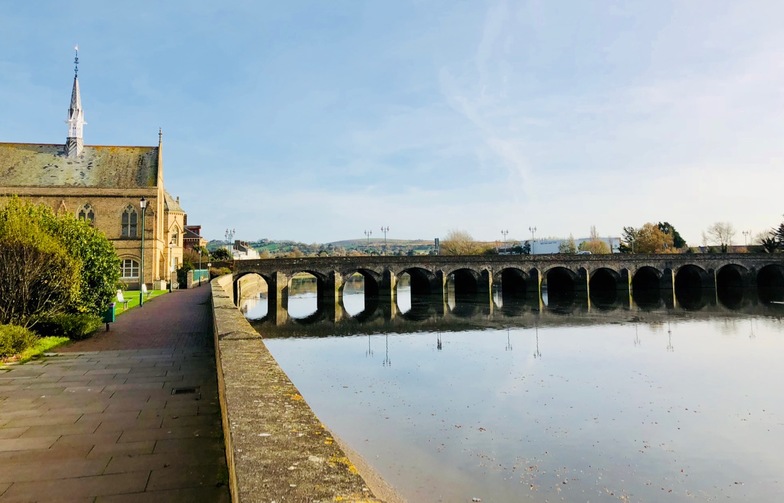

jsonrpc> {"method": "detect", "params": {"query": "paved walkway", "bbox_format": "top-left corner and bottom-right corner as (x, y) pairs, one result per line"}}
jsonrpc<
(0, 286), (230, 502)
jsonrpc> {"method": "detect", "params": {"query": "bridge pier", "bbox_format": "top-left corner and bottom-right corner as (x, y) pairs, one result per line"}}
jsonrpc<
(268, 272), (289, 326)
(318, 271), (343, 323)
(378, 270), (397, 321)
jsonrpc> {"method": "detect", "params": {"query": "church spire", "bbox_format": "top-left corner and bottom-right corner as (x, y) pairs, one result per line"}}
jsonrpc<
(65, 45), (86, 157)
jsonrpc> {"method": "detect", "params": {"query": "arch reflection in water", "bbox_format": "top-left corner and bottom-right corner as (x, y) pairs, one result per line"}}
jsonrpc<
(245, 286), (781, 340)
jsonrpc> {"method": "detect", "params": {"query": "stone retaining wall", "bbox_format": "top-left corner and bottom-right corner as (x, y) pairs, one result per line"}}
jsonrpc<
(210, 275), (389, 502)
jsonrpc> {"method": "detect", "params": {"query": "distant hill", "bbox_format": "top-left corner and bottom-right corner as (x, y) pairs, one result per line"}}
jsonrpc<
(207, 238), (437, 257)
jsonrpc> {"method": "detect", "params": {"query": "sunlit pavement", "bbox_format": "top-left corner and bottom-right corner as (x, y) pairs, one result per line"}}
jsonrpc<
(0, 286), (230, 502)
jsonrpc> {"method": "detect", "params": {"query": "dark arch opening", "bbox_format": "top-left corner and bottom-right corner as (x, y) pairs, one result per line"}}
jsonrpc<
(716, 265), (748, 309)
(500, 268), (528, 300)
(632, 267), (662, 308)
(674, 265), (710, 290)
(674, 265), (711, 310)
(589, 268), (620, 308)
(545, 267), (576, 306)
(758, 264), (784, 303)
(449, 268), (480, 297)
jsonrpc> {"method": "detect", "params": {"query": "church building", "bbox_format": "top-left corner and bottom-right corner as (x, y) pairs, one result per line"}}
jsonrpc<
(0, 49), (185, 290)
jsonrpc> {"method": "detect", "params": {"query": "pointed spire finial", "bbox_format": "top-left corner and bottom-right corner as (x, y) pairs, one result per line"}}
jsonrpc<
(158, 127), (163, 145)
(74, 45), (79, 77)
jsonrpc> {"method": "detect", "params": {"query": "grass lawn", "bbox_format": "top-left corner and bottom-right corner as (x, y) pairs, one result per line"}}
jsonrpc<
(114, 289), (168, 315)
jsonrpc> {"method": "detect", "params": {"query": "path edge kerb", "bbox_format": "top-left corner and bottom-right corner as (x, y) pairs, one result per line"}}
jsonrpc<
(210, 274), (386, 502)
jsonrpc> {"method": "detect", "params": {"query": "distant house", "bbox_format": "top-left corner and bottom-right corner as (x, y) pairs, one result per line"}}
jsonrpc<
(0, 49), (186, 289)
(184, 225), (208, 250)
(232, 240), (260, 260)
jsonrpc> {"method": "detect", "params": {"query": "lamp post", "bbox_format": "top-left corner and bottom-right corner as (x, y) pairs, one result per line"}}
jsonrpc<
(168, 241), (174, 292)
(529, 226), (537, 255)
(139, 197), (147, 306)
(742, 230), (751, 247)
(501, 229), (508, 249)
(364, 229), (372, 252)
(198, 248), (203, 285)
(225, 228), (235, 257)
(380, 226), (389, 255)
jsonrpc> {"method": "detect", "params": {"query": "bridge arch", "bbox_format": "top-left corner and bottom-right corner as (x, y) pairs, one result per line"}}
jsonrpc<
(397, 267), (437, 297)
(674, 264), (712, 290)
(589, 267), (623, 307)
(757, 264), (784, 302)
(712, 264), (749, 309)
(715, 264), (748, 289)
(494, 267), (532, 300)
(448, 268), (482, 297)
(544, 266), (578, 302)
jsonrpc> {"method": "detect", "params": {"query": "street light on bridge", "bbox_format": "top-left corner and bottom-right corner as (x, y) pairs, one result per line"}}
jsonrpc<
(364, 229), (373, 252)
(380, 226), (389, 255)
(529, 226), (537, 255)
(501, 229), (508, 248)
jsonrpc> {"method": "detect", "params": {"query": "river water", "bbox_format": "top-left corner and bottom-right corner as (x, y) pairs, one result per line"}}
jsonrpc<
(243, 282), (784, 502)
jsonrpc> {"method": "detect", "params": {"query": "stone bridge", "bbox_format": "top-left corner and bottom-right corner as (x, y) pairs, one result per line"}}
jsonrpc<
(233, 254), (784, 322)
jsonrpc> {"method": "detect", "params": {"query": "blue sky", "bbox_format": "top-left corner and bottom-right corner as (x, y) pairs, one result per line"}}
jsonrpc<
(2, 1), (783, 245)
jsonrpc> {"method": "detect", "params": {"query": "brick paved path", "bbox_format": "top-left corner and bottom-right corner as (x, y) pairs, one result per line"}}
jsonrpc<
(0, 286), (230, 502)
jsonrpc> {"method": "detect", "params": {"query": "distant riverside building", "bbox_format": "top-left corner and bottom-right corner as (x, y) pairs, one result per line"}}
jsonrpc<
(531, 237), (621, 254)
(184, 225), (208, 250)
(0, 49), (191, 289)
(232, 240), (260, 260)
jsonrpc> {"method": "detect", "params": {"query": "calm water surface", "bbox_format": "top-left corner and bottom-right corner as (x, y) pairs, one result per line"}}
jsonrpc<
(243, 287), (784, 502)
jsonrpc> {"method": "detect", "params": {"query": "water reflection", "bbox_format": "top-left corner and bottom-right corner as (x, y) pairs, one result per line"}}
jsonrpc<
(246, 286), (784, 503)
(246, 287), (784, 339)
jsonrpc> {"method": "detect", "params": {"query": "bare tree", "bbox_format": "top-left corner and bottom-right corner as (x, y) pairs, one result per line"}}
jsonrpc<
(704, 222), (736, 253)
(440, 229), (484, 255)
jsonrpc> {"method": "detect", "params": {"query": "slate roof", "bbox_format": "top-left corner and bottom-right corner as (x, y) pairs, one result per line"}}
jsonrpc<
(0, 143), (159, 188)
(164, 191), (184, 212)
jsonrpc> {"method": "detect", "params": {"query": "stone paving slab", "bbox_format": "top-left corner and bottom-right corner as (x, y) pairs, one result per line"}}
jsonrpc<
(0, 287), (229, 502)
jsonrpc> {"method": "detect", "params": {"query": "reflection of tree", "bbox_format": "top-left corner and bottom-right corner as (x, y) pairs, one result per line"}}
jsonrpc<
(437, 331), (442, 350)
(366, 334), (374, 358)
(505, 328), (512, 351)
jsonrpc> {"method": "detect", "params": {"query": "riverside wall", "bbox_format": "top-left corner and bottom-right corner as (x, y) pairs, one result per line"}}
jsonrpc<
(210, 275), (400, 502)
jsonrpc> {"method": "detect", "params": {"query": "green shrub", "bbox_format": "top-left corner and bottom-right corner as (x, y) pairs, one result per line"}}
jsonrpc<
(33, 313), (102, 340)
(0, 325), (37, 358)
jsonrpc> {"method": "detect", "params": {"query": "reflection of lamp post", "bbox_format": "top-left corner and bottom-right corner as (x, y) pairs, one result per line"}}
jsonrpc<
(533, 322), (541, 358)
(529, 226), (537, 255)
(139, 197), (147, 306)
(380, 226), (389, 255)
(383, 333), (391, 367)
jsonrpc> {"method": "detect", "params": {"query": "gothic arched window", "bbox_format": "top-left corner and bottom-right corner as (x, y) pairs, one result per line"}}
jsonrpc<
(121, 205), (138, 238)
(78, 204), (95, 225)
